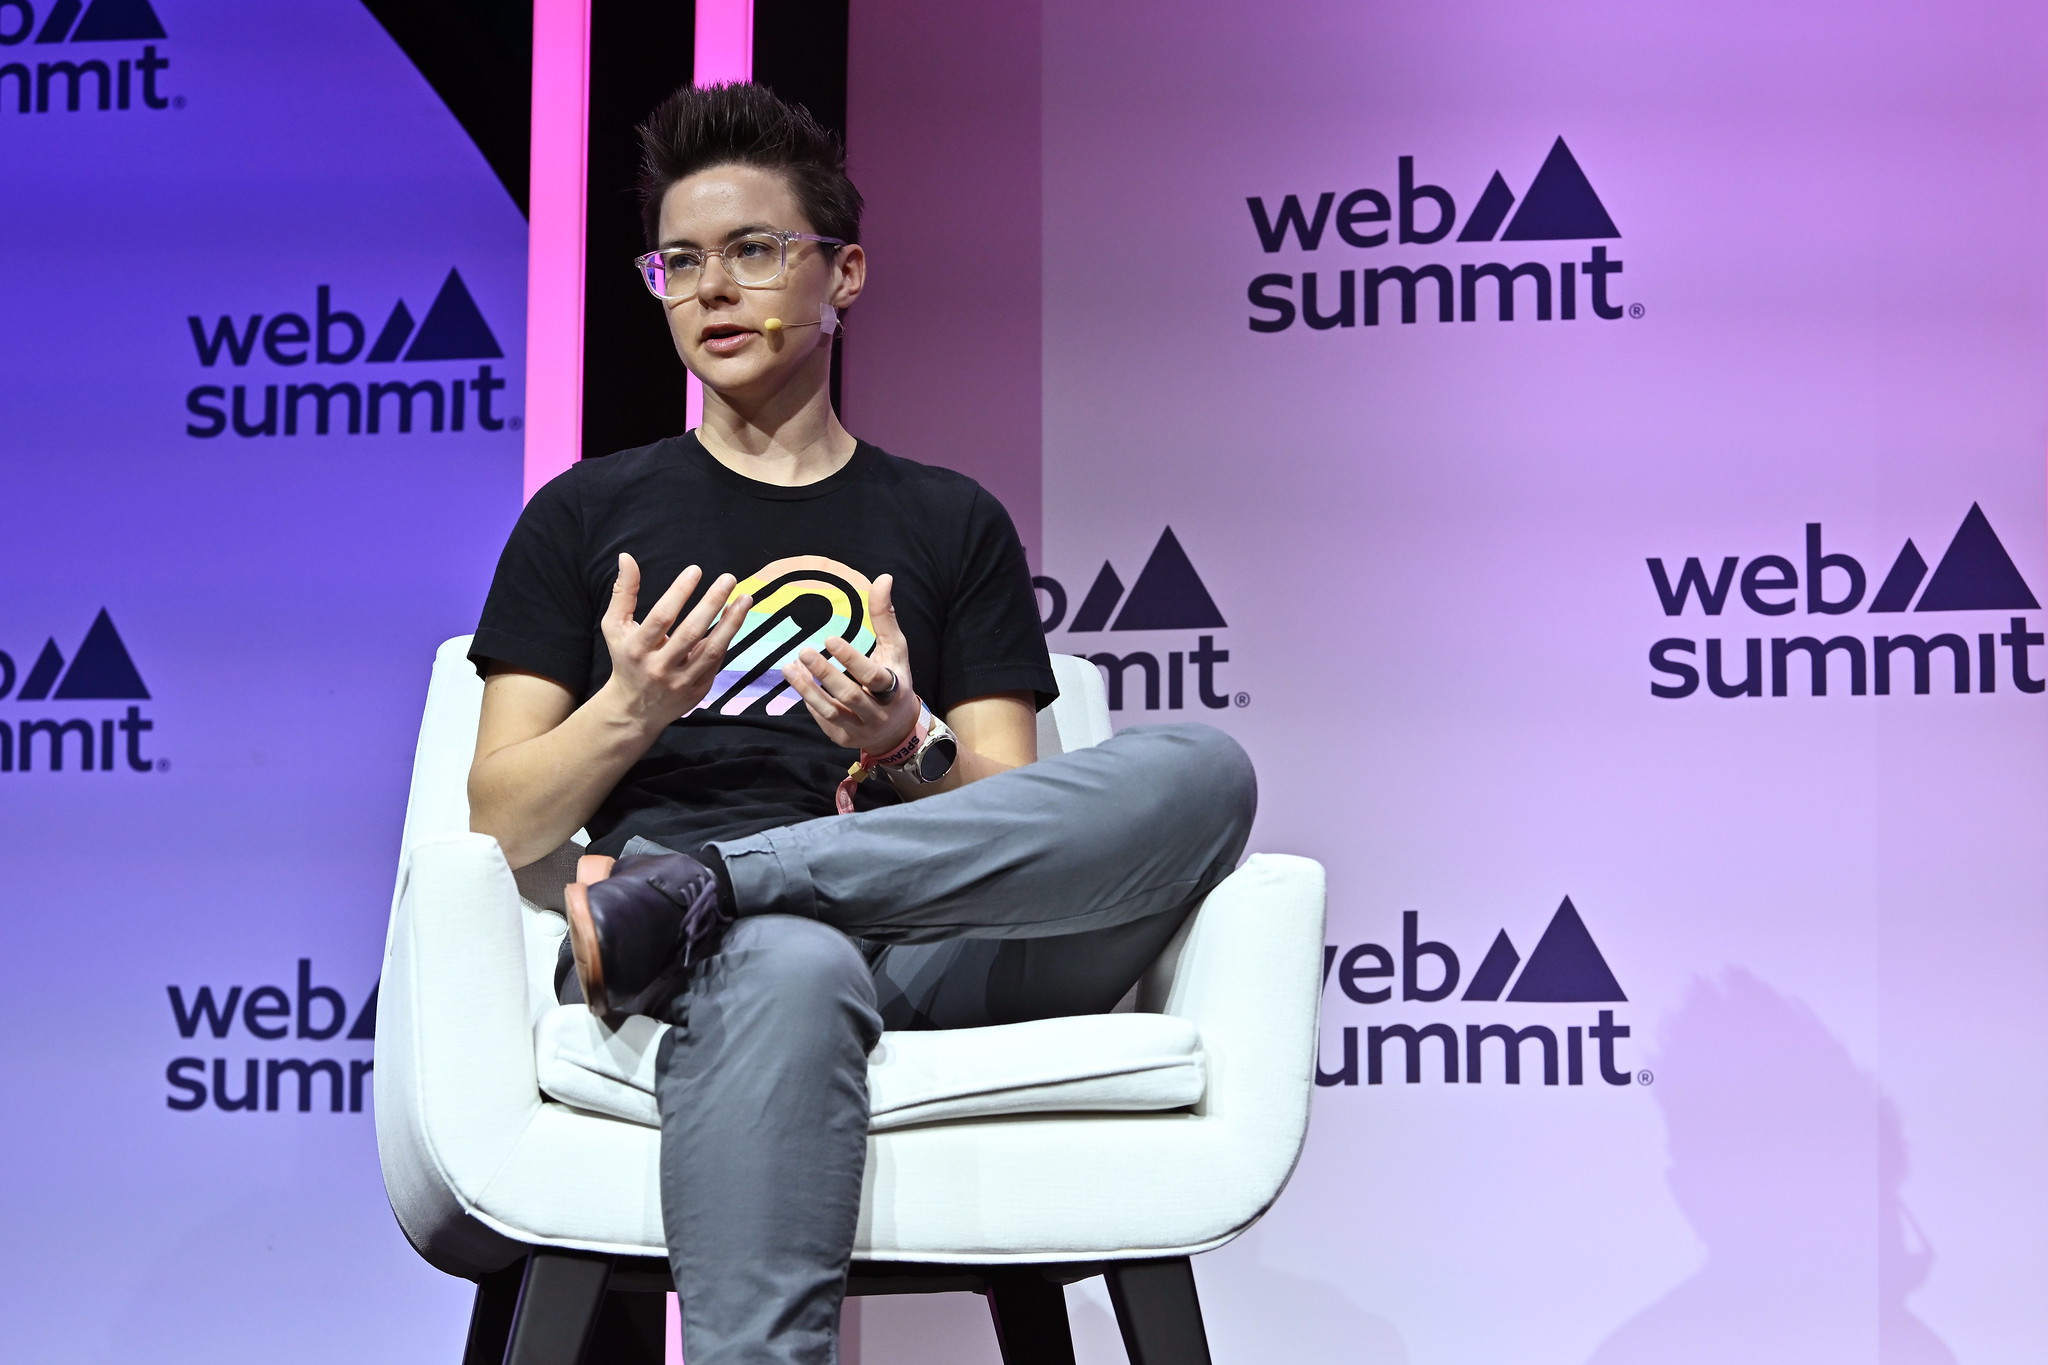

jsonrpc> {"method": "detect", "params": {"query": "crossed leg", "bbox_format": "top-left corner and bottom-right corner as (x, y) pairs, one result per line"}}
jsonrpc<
(563, 723), (1257, 1365)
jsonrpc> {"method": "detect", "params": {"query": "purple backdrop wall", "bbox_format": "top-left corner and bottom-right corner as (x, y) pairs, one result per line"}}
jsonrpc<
(852, 1), (2048, 1361)
(842, 0), (1044, 566)
(0, 2), (522, 1358)
(1039, 1), (2048, 1360)
(7, 3), (2046, 1361)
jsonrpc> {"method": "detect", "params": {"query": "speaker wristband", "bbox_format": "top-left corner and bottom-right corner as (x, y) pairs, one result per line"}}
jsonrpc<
(833, 700), (930, 814)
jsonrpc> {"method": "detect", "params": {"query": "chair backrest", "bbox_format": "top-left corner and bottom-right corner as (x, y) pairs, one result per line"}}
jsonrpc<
(399, 637), (491, 860)
(399, 638), (1113, 862)
(1037, 652), (1113, 757)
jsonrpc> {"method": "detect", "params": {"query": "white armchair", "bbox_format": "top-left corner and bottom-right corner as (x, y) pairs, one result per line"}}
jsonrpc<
(375, 639), (1325, 1365)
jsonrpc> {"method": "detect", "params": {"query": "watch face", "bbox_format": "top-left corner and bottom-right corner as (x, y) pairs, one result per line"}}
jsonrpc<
(916, 734), (959, 783)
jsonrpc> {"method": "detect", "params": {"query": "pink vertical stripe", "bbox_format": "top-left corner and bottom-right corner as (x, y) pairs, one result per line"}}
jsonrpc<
(694, 0), (754, 86)
(523, 0), (592, 501)
(684, 0), (754, 431)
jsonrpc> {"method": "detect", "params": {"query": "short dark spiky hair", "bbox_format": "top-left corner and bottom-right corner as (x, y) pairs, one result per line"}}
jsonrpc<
(637, 82), (863, 249)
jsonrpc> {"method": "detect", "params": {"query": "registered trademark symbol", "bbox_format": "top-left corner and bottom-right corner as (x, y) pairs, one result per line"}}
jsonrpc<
(156, 758), (171, 772)
(1233, 691), (1250, 708)
(173, 96), (186, 110)
(1628, 302), (1645, 319)
(509, 415), (524, 431)
(1636, 1068), (1654, 1085)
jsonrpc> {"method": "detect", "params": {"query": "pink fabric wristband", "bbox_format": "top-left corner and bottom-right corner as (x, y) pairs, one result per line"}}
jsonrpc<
(833, 698), (928, 814)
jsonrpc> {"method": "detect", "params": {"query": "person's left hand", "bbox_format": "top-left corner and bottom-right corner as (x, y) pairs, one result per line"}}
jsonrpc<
(781, 572), (921, 754)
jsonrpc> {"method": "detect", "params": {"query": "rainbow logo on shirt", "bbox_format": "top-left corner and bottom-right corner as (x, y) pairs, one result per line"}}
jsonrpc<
(690, 556), (878, 718)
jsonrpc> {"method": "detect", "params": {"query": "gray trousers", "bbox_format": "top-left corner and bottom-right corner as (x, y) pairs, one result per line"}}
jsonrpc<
(615, 723), (1255, 1365)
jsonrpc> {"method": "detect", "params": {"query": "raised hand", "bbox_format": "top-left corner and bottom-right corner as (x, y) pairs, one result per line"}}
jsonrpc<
(780, 572), (920, 754)
(599, 553), (752, 730)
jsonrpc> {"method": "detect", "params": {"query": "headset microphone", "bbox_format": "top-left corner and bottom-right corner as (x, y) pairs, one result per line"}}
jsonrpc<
(764, 303), (841, 337)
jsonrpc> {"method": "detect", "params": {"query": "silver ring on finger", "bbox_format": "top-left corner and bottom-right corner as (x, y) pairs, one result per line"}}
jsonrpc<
(866, 666), (899, 701)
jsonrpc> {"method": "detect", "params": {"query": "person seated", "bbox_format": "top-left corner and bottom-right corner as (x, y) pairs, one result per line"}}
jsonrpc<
(466, 81), (1256, 1365)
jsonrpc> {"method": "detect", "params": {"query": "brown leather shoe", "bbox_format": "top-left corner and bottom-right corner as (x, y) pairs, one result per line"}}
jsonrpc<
(563, 851), (727, 1016)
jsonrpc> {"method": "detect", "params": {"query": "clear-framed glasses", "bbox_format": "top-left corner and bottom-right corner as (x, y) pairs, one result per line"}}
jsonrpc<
(634, 230), (847, 301)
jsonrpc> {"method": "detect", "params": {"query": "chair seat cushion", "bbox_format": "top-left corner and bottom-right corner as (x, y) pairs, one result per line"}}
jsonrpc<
(533, 1006), (1207, 1131)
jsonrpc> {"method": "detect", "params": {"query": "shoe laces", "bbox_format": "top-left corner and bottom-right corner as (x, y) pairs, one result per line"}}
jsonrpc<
(674, 867), (730, 967)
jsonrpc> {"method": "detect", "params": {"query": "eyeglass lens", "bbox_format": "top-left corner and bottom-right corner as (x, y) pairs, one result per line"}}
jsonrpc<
(647, 235), (787, 299)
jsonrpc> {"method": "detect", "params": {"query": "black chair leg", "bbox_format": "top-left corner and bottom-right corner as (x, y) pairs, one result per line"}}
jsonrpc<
(1106, 1258), (1212, 1365)
(582, 1289), (668, 1365)
(986, 1270), (1078, 1365)
(462, 1264), (524, 1365)
(502, 1252), (613, 1365)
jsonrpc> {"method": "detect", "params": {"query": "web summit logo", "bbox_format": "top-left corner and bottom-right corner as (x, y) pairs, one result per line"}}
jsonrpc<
(165, 963), (377, 1114)
(0, 609), (158, 774)
(1246, 138), (1634, 333)
(1319, 899), (1640, 1089)
(1647, 505), (2045, 699)
(185, 270), (517, 440)
(1034, 528), (1240, 712)
(0, 0), (174, 114)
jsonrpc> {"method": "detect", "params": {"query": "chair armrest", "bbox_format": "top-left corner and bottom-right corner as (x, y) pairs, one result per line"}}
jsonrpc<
(1140, 853), (1326, 1123)
(375, 832), (543, 1265)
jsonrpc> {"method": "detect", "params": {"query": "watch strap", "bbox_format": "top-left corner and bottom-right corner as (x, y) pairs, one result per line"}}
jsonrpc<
(834, 700), (930, 814)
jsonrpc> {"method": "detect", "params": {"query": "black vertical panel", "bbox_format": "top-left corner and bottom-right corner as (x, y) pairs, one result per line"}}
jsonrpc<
(358, 0), (533, 214)
(582, 0), (696, 459)
(751, 0), (850, 414)
(751, 0), (848, 142)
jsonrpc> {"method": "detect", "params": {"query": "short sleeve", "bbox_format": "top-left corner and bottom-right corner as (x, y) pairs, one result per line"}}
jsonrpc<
(935, 487), (1059, 713)
(469, 470), (596, 691)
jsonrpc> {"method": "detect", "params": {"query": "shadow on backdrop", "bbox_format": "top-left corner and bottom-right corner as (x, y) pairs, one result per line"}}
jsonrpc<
(1587, 970), (1954, 1365)
(1065, 1231), (1408, 1365)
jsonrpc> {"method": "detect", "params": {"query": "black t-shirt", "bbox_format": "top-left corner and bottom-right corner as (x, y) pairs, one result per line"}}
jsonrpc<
(470, 434), (1057, 856)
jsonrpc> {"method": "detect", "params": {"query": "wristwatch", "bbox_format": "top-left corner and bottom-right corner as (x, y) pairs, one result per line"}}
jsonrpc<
(881, 702), (958, 785)
(834, 697), (959, 813)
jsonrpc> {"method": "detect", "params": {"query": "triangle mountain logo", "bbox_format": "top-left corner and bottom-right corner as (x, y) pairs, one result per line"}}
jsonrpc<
(1502, 139), (1620, 241)
(37, 0), (166, 43)
(348, 981), (380, 1040)
(1069, 563), (1126, 633)
(12, 610), (148, 702)
(1461, 930), (1522, 1001)
(17, 640), (67, 701)
(1868, 539), (1930, 613)
(1866, 504), (2039, 613)
(1457, 172), (1519, 243)
(1507, 898), (1627, 1001)
(54, 609), (150, 699)
(404, 270), (504, 362)
(366, 300), (418, 364)
(1062, 528), (1227, 633)
(1912, 503), (2039, 612)
(363, 271), (503, 364)
(1111, 528), (1226, 631)
(69, 0), (166, 41)
(1451, 138), (1621, 244)
(1456, 899), (1627, 1002)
